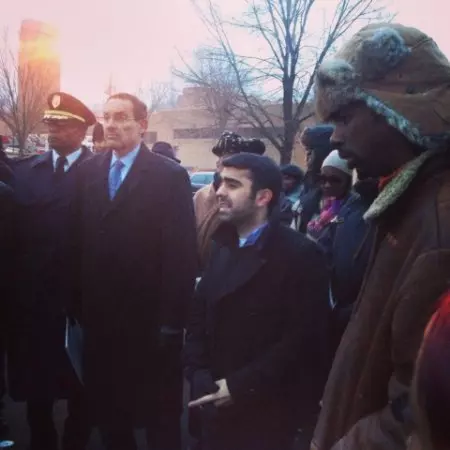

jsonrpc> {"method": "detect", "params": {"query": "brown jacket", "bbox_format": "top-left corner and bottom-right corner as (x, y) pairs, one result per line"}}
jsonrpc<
(312, 153), (450, 450)
(193, 183), (221, 268)
(193, 183), (217, 226)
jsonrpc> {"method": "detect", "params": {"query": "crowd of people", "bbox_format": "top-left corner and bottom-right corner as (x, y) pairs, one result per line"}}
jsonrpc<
(0, 21), (449, 450)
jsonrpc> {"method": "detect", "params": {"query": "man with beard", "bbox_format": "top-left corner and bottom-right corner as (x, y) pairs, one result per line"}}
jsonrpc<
(184, 153), (329, 450)
(8, 92), (95, 450)
(311, 24), (450, 450)
(194, 133), (266, 268)
(73, 93), (197, 450)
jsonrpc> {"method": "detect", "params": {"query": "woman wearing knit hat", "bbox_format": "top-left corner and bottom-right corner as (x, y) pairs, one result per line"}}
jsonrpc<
(306, 150), (352, 240)
(312, 23), (450, 450)
(311, 151), (376, 357)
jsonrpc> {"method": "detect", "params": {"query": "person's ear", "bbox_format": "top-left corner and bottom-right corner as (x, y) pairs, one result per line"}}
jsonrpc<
(138, 119), (148, 135)
(255, 189), (273, 208)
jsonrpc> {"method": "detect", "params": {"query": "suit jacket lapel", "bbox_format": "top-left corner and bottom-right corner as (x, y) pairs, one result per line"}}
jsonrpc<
(209, 245), (267, 308)
(67, 146), (92, 172)
(82, 151), (111, 216)
(26, 152), (55, 204)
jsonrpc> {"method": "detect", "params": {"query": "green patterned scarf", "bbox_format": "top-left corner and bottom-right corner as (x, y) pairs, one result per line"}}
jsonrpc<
(364, 150), (441, 221)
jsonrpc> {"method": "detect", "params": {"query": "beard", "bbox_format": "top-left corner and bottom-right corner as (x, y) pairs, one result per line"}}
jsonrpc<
(217, 198), (257, 227)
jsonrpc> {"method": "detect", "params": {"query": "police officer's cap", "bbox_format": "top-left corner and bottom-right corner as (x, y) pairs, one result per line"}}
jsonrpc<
(43, 92), (96, 127)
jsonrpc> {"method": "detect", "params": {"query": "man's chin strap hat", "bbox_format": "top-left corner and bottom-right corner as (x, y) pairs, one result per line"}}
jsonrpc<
(315, 23), (450, 150)
(43, 92), (96, 127)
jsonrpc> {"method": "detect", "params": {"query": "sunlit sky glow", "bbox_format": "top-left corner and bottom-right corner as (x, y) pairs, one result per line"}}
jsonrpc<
(3, 0), (450, 106)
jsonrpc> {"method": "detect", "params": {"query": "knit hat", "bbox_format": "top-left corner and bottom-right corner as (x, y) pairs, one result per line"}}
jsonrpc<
(322, 150), (352, 176)
(300, 125), (334, 164)
(152, 141), (181, 163)
(281, 164), (304, 181)
(243, 138), (266, 155)
(315, 23), (450, 150)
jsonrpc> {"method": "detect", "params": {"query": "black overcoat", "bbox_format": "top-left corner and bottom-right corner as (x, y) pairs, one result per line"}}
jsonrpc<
(74, 144), (198, 426)
(184, 221), (331, 450)
(8, 148), (92, 400)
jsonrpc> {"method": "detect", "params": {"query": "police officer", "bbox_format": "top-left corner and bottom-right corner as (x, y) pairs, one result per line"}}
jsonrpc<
(8, 93), (96, 450)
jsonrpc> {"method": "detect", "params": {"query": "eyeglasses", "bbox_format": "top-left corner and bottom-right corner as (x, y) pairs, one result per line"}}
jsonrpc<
(319, 175), (345, 185)
(101, 113), (138, 125)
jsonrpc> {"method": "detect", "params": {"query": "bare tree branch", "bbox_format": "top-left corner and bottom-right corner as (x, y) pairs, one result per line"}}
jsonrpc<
(0, 28), (54, 154)
(173, 46), (252, 131)
(177, 0), (389, 163)
(137, 81), (178, 116)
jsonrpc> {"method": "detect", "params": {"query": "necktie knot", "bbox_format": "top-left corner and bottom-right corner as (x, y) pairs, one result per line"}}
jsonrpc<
(114, 160), (125, 170)
(55, 155), (67, 178)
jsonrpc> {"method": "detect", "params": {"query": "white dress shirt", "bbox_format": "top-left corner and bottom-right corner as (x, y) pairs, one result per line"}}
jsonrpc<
(52, 148), (83, 172)
(110, 144), (141, 183)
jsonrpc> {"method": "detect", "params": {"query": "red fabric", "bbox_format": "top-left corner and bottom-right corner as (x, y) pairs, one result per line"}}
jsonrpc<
(379, 168), (402, 191)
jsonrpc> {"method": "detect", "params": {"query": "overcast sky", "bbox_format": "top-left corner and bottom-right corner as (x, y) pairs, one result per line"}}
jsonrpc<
(3, 0), (450, 105)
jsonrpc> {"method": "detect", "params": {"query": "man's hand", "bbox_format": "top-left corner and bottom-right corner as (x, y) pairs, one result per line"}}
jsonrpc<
(188, 379), (233, 408)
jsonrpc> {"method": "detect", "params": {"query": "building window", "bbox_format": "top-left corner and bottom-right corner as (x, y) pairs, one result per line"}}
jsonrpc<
(174, 128), (200, 139)
(172, 127), (284, 140)
(173, 128), (223, 139)
(143, 132), (157, 144)
(237, 127), (284, 139)
(200, 128), (222, 139)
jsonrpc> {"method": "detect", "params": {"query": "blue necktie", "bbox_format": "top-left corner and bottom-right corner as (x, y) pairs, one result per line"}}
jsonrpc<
(109, 160), (124, 199)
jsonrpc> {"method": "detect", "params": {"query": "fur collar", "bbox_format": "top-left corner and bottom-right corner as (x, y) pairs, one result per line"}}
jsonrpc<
(364, 150), (440, 221)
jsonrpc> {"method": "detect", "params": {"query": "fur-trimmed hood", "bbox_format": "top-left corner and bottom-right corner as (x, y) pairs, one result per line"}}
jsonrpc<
(315, 23), (450, 150)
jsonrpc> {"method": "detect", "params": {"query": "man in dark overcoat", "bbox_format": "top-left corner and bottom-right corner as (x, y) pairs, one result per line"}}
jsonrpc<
(184, 154), (330, 450)
(8, 92), (95, 450)
(73, 93), (197, 450)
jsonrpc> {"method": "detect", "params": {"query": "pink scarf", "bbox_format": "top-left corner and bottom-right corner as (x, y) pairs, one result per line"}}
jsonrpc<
(307, 197), (344, 239)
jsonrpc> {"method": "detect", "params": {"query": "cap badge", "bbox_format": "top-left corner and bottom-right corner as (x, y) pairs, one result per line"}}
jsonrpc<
(51, 94), (61, 109)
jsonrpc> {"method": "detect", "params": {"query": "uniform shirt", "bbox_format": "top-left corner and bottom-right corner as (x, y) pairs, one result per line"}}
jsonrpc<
(52, 148), (82, 172)
(110, 144), (141, 183)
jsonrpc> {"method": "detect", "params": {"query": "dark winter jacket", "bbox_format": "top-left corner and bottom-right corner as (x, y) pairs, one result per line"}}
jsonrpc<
(0, 182), (14, 328)
(292, 178), (323, 233)
(74, 144), (198, 425)
(184, 220), (330, 450)
(7, 148), (92, 400)
(316, 191), (375, 350)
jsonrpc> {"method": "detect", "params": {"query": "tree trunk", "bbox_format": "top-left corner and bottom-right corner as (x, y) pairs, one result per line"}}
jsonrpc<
(18, 134), (27, 157)
(280, 125), (295, 165)
(281, 78), (295, 165)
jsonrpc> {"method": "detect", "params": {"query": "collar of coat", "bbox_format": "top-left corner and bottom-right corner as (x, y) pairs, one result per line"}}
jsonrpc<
(30, 146), (92, 169)
(213, 218), (279, 253)
(364, 149), (444, 221)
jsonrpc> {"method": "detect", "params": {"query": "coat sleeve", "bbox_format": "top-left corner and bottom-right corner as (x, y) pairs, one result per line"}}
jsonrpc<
(327, 250), (450, 450)
(0, 183), (14, 321)
(66, 162), (86, 323)
(226, 240), (331, 404)
(159, 167), (198, 332)
(183, 277), (219, 398)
